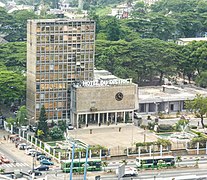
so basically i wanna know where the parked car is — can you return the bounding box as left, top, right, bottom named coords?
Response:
left=31, top=151, right=45, bottom=157
left=68, top=124, right=74, bottom=130
left=32, top=126, right=37, bottom=132
left=25, top=145, right=33, bottom=150
left=28, top=170, right=42, bottom=176
left=37, top=155, right=51, bottom=161
left=18, top=143, right=27, bottom=150
left=25, top=149, right=37, bottom=155
left=21, top=126, right=28, bottom=132
left=34, top=165, right=49, bottom=171
left=0, top=156, right=10, bottom=163
left=40, top=159, right=54, bottom=166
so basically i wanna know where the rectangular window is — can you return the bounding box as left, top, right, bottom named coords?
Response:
left=36, top=84, right=40, bottom=90
left=170, top=104, right=174, bottom=111
left=36, top=103, right=40, bottom=109
left=50, top=65, right=54, bottom=70
left=40, top=93, right=45, bottom=99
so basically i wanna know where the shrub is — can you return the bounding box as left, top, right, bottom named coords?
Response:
left=148, top=122, right=155, bottom=130
left=158, top=124, right=173, bottom=132
left=190, top=125, right=197, bottom=129
left=49, top=126, right=64, bottom=140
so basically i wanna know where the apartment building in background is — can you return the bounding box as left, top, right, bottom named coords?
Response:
left=26, top=19, right=95, bottom=123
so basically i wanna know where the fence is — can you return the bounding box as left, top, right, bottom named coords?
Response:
left=6, top=125, right=207, bottom=160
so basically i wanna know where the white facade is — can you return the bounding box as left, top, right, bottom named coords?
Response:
left=177, top=37, right=207, bottom=45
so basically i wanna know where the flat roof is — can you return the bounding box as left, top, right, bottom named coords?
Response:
left=178, top=37, right=207, bottom=42
left=139, top=85, right=207, bottom=103
left=94, top=69, right=118, bottom=80
left=28, top=18, right=94, bottom=23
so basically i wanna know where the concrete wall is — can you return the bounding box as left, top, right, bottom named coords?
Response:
left=73, top=84, right=137, bottom=113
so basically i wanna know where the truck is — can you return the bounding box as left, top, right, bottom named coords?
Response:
left=116, top=164, right=138, bottom=178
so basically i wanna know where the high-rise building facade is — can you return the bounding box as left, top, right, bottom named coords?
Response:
left=26, top=19, right=95, bottom=122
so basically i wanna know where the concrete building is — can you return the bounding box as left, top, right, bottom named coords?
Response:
left=143, top=0, right=159, bottom=5
left=26, top=18, right=95, bottom=122
left=138, top=85, right=207, bottom=114
left=70, top=70, right=138, bottom=128
left=176, top=37, right=207, bottom=45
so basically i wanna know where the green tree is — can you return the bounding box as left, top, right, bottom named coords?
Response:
left=58, top=120, right=66, bottom=132
left=176, top=156, right=182, bottom=167
left=0, top=42, right=26, bottom=72
left=6, top=117, right=17, bottom=129
left=102, top=161, right=108, bottom=171
left=106, top=17, right=121, bottom=41
left=16, top=105, right=27, bottom=126
left=0, top=69, right=26, bottom=104
left=186, top=94, right=207, bottom=128
left=37, top=106, right=48, bottom=138
left=196, top=71, right=207, bottom=88
left=49, top=126, right=64, bottom=140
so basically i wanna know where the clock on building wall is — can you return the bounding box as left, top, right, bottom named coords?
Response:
left=115, top=92, right=124, bottom=101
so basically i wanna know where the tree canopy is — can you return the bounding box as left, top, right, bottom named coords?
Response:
left=37, top=106, right=49, bottom=138
left=186, top=94, right=207, bottom=128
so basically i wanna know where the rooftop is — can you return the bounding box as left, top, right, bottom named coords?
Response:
left=178, top=37, right=207, bottom=42
left=139, top=85, right=207, bottom=103
left=94, top=69, right=117, bottom=80
left=27, top=18, right=93, bottom=23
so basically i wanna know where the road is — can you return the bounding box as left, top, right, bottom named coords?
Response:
left=0, top=139, right=59, bottom=179
left=0, top=140, right=33, bottom=172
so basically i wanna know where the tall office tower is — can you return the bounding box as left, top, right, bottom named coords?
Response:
left=26, top=19, right=95, bottom=123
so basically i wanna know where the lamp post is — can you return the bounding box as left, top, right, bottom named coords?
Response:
left=32, top=155, right=35, bottom=172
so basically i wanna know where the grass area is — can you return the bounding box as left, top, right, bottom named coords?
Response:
left=46, top=141, right=57, bottom=147
left=96, top=6, right=112, bottom=16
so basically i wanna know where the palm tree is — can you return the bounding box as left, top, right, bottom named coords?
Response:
left=120, top=159, right=128, bottom=165
left=0, top=168, right=5, bottom=173
left=102, top=161, right=109, bottom=171
left=195, top=158, right=199, bottom=167
left=176, top=156, right=182, bottom=167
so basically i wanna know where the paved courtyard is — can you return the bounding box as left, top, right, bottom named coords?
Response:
left=67, top=124, right=158, bottom=149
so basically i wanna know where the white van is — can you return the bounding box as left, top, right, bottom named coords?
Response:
left=116, top=166, right=138, bottom=177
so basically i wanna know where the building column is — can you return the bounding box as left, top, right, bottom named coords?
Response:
left=131, top=111, right=134, bottom=123
left=98, top=113, right=100, bottom=125
left=72, top=112, right=74, bottom=125
left=115, top=112, right=117, bottom=124
left=76, top=114, right=79, bottom=129
left=102, top=114, right=104, bottom=124
left=123, top=111, right=126, bottom=123
left=106, top=113, right=109, bottom=122
left=93, top=114, right=96, bottom=123
left=146, top=103, right=149, bottom=113
left=85, top=114, right=88, bottom=125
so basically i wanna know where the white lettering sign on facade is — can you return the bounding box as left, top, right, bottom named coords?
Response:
left=73, top=78, right=132, bottom=87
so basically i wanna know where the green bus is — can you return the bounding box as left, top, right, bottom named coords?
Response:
left=61, top=158, right=102, bottom=173
left=136, top=156, right=175, bottom=169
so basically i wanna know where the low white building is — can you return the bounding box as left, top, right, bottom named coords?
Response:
left=138, top=85, right=207, bottom=114
left=7, top=5, right=34, bottom=13
left=176, top=37, right=207, bottom=45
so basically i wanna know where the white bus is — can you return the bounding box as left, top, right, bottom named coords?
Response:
left=136, top=155, right=175, bottom=169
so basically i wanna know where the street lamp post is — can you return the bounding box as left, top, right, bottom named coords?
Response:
left=32, top=155, right=35, bottom=172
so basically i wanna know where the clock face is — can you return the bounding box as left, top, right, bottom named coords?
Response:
left=115, top=92, right=123, bottom=101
